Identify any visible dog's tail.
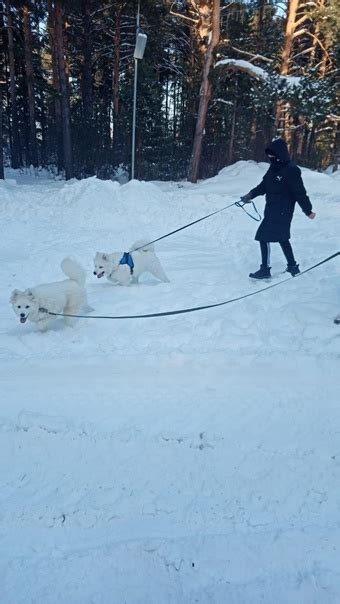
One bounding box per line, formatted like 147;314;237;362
130;238;154;253
61;258;86;286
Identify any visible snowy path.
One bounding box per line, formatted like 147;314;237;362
1;163;340;602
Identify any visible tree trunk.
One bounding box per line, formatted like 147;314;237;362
82;0;93;121
112;0;123;119
318;1;331;79
257;0;266;29
275;0;299;142
0;82;3;179
188;0;220;183
82;0;94;174
47;0;63;172
5;0;21;168
40;96;47;166
0;0;4;179
227;93;237;165
306;124;315;161
333;121;340;172
112;0;123;161
280;0;299;77
250;113;257;158
296;115;305;157
54;0;73;179
23;2;38;167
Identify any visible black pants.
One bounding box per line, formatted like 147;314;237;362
260;241;296;267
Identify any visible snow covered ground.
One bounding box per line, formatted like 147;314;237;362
1;162;340;603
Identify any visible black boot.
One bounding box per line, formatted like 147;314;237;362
286;263;300;276
249;265;271;280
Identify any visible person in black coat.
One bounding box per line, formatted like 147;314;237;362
242;138;316;279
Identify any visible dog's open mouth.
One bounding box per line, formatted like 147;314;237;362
20;316;28;323
97;271;105;279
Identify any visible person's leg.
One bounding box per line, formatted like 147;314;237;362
260;241;271;268
279;241;300;275
249;241;271;279
279;240;295;265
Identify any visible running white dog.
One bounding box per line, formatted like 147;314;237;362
93;239;169;285
10;258;87;331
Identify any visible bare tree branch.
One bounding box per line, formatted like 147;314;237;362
294;13;311;28
169;2;199;24
293;28;331;61
221;2;238;12
228;45;273;64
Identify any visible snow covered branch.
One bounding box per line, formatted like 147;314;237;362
219;45;273;64
215;58;302;89
215;58;269;81
212;98;234;106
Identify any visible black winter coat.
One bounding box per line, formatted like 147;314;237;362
250;139;313;242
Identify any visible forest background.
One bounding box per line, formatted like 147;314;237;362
0;0;338;182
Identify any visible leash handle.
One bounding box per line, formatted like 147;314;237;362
235;199;262;222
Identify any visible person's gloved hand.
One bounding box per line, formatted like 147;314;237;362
240;193;252;204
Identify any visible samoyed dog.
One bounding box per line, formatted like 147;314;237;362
93;239;169;286
10;258;87;331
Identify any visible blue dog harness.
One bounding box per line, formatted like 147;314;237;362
119;252;134;274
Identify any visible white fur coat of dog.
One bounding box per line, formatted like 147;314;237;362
93;239;169;285
10;258;87;331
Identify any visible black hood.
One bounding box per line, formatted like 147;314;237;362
265;138;290;163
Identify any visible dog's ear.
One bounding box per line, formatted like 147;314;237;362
25;289;35;299
10;289;21;303
102;254;108;261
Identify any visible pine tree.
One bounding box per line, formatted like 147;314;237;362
5;0;21;168
22;1;38;166
54;0;73;179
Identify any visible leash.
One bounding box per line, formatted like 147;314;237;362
43;251;340;320
235;200;262;222
132;199;261;251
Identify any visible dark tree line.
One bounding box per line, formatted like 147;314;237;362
0;0;338;182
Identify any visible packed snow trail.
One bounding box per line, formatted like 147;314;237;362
1;162;340;603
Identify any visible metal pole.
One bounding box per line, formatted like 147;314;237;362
131;59;138;180
131;0;140;180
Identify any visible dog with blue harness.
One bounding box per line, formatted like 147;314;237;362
93;239;169;286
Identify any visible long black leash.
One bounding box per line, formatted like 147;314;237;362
45;251;340;320
132;199;261;251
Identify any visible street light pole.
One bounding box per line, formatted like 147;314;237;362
131;0;140;180
131;1;147;180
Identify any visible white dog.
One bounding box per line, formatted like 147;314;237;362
10;258;87;331
93;239;169;285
